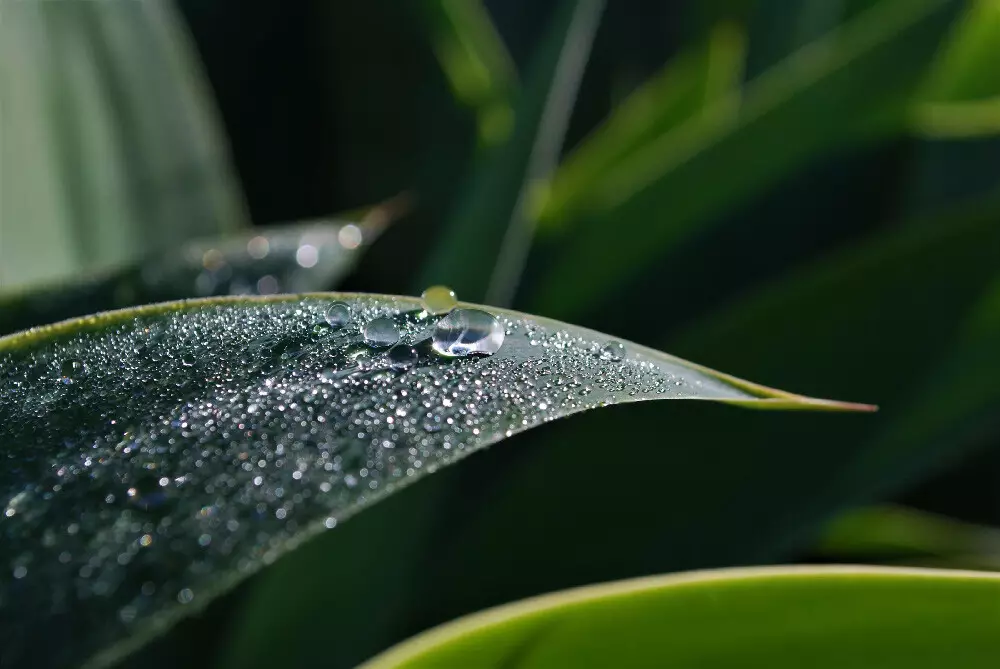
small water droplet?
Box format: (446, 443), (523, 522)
(601, 341), (626, 362)
(181, 354), (195, 367)
(421, 285), (458, 315)
(363, 317), (400, 347)
(387, 345), (418, 369)
(431, 309), (504, 357)
(324, 302), (352, 329)
(59, 359), (86, 384)
(126, 475), (171, 511)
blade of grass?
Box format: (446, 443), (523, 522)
(413, 0), (605, 305)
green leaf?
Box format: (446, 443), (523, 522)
(414, 0), (605, 305)
(0, 294), (865, 668)
(419, 0), (517, 146)
(912, 0), (1000, 138)
(361, 566), (1000, 668)
(0, 220), (382, 337)
(530, 0), (959, 319)
(0, 0), (248, 289)
(819, 505), (1000, 568)
(533, 22), (746, 234)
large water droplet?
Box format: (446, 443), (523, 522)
(421, 285), (458, 315)
(59, 359), (86, 384)
(431, 309), (505, 357)
(601, 341), (626, 362)
(363, 317), (401, 347)
(324, 302), (352, 329)
(387, 345), (418, 369)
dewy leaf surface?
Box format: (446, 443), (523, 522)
(0, 294), (867, 668)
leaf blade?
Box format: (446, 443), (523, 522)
(361, 566), (1000, 669)
(0, 294), (864, 668)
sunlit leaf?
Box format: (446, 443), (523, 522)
(0, 294), (866, 668)
(362, 566), (1000, 668)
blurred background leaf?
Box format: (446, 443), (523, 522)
(0, 0), (249, 290)
(419, 0), (517, 147)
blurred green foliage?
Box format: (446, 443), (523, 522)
(3, 0), (1000, 666)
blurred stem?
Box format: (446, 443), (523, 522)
(484, 0), (605, 307)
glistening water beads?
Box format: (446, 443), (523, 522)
(431, 308), (505, 357)
(0, 295), (746, 669)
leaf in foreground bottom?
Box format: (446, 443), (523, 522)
(0, 294), (870, 668)
(361, 566), (1000, 669)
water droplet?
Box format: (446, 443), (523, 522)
(363, 317), (400, 347)
(431, 309), (505, 357)
(421, 285), (458, 315)
(181, 354), (195, 367)
(387, 345), (418, 369)
(324, 302), (352, 329)
(126, 475), (171, 511)
(601, 341), (626, 362)
(59, 359), (86, 384)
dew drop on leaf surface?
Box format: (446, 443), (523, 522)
(432, 308), (505, 357)
(362, 317), (401, 347)
(324, 301), (352, 329)
(421, 285), (458, 315)
(0, 295), (757, 668)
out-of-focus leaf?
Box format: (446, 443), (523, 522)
(363, 566), (1000, 669)
(911, 0), (1000, 138)
(0, 295), (865, 669)
(919, 0), (1000, 103)
(530, 0), (958, 319)
(0, 221), (380, 337)
(533, 22), (746, 234)
(415, 0), (605, 306)
(0, 0), (248, 290)
(419, 0), (517, 145)
(818, 505), (1000, 567)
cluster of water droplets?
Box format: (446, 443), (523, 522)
(0, 290), (741, 667)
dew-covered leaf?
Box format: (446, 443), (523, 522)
(0, 221), (378, 337)
(0, 294), (867, 668)
(360, 566), (1000, 669)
